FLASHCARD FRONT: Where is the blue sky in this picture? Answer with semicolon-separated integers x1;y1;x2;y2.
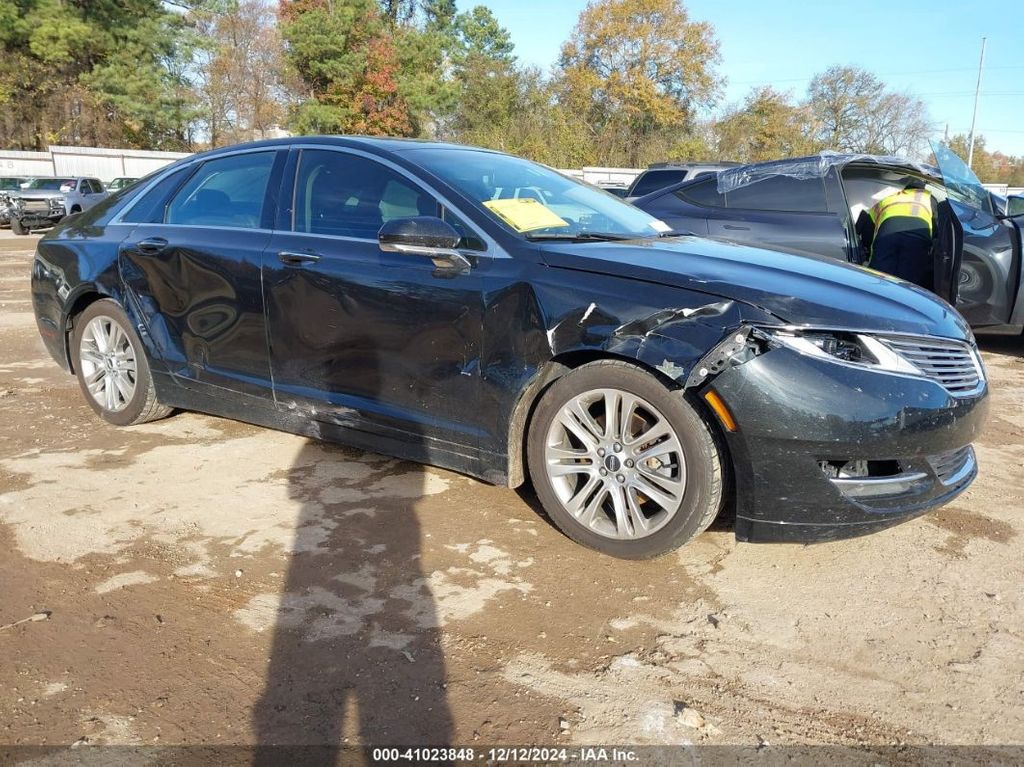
460;0;1024;156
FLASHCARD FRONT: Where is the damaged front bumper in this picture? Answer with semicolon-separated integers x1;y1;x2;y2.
701;338;988;543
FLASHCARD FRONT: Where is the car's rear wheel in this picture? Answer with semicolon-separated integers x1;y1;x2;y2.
72;299;172;426
527;360;723;559
11;217;28;235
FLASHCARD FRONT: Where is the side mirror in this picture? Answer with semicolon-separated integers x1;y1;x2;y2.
378;216;471;274
1008;196;1024;217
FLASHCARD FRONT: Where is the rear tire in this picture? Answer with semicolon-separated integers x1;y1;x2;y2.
72;299;172;426
11;217;28;235
526;360;723;559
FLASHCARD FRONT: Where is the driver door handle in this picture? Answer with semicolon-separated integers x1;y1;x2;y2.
136;237;168;255
278;251;321;266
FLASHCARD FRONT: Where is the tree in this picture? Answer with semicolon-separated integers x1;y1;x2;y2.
279;0;413;136
555;0;721;166
944;133;1024;185
453;5;514;63
807;65;931;157
0;0;193;150
190;0;287;148
714;87;821;163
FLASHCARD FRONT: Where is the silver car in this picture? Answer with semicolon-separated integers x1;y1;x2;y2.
9;177;108;235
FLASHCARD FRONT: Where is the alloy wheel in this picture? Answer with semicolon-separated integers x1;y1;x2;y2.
544;388;687;540
79;315;138;413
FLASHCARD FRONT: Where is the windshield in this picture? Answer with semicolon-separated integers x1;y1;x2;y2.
930;140;992;215
24;178;75;192
409;148;670;240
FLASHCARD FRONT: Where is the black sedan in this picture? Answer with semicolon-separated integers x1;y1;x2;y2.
633;146;1024;335
31;138;988;558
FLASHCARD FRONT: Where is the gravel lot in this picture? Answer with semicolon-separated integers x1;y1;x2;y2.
1;230;1022;755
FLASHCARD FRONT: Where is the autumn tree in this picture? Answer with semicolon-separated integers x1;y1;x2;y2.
807;65;932;157
0;0;193;150
190;0;287;148
555;0;721;166
945;133;1024;185
279;0;413;136
714;87;822;162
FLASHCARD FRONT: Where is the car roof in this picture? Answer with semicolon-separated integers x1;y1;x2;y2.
191;135;506;163
720;153;941;182
645;161;740;169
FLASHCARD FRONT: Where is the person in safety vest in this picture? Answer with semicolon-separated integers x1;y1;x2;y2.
859;178;936;290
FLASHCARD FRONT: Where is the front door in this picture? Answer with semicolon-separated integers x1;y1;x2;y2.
261;147;484;455
119;149;284;398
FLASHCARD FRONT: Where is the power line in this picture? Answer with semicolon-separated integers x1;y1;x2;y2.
728;64;1024;87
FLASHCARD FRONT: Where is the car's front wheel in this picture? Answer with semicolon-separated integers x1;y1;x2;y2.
72;299;172;426
527;360;724;559
11;217;28;235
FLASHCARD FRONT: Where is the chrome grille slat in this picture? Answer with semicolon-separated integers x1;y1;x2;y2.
928;446;974;485
878;335;983;395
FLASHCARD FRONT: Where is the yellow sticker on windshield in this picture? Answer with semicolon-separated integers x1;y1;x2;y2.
483;198;568;232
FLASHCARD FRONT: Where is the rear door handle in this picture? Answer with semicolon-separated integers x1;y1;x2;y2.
722;224;750;231
136;237;168;255
278;251;321;266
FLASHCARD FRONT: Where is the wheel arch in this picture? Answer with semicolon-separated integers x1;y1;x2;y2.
504;349;684;488
62;287;110;373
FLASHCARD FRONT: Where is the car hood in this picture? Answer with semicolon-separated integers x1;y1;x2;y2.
539;236;971;340
12;190;64;200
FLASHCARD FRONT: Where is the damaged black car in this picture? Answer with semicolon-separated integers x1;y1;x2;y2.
31;138;988;558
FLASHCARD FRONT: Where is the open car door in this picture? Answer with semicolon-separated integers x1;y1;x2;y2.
932;198;963;305
931;140;1021;328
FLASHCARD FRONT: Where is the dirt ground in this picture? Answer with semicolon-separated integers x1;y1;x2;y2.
1;230;1022;758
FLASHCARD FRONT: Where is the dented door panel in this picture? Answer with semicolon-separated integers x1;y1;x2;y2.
119;224;274;398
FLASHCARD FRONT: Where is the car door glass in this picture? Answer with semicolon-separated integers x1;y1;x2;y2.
632;170;688;196
166;151;275;229
121;167;194;224
294;149;437;239
727;176;827;212
674;178;727;208
441;207;486;251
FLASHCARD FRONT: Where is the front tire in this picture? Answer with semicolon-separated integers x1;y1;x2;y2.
527;360;723;559
11;217;28;235
72;299;172;426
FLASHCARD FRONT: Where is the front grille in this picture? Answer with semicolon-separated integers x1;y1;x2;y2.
878;335;983;395
21;200;50;213
928;446;974;485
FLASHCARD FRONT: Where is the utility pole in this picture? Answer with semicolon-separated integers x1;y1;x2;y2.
967;37;987;169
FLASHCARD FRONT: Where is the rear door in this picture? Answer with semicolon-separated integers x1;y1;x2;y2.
119;149;286;398
931;141;1020;325
639;175;849;260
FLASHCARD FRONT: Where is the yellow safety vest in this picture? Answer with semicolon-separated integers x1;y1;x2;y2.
869;189;933;235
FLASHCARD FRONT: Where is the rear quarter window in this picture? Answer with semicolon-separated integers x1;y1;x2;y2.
631;170;689;196
674;178;727;208
726;176;828;212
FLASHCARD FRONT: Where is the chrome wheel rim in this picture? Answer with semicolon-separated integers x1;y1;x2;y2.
79;316;138;413
544;388;687;540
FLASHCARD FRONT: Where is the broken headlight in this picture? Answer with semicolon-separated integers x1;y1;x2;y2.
757;328;921;376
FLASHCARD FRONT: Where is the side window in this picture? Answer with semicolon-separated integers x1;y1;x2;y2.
726;176;828;212
441;206;486;252
166;151;275;228
294;149;436;239
631;170;688;197
674;177;727;208
121;166;194;224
